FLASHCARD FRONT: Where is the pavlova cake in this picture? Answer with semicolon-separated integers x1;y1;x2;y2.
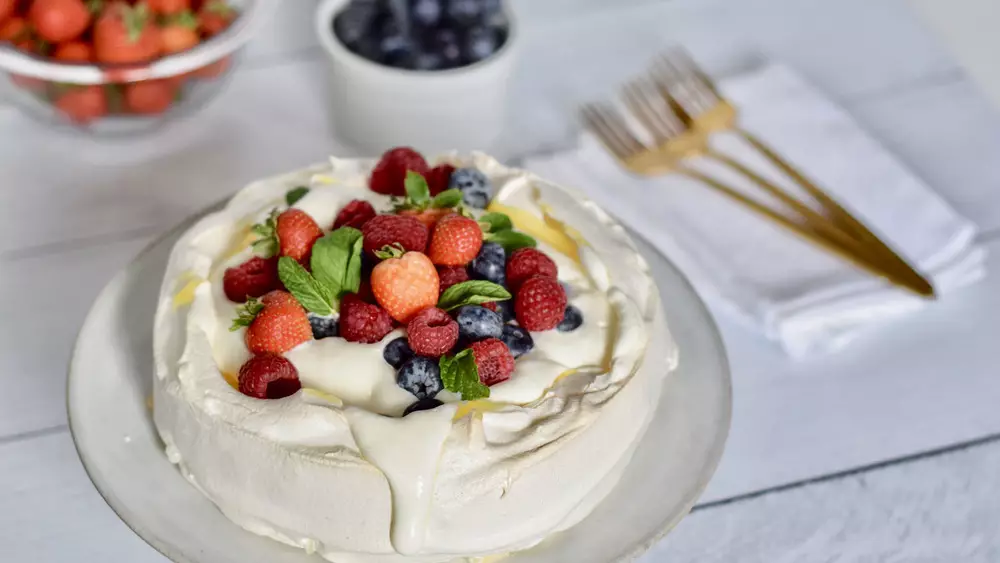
152;148;678;563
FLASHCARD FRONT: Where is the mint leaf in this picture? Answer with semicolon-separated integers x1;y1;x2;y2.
404;171;431;206
251;209;280;258
430;189;463;209
478;211;513;233
438;280;511;311
278;257;334;316
485;230;537;253
285;186;310;206
230;297;264;331
311;227;364;302
440;349;489;401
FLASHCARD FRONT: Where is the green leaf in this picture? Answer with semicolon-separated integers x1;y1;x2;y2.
485;230;537;253
478;211;513;233
230;297;264;331
311;227;364;302
250;209;279;258
438;280;511;311
277;257;334;316
285;186;310;207
404;171;431;206
440;349;490;401
430;189;463;209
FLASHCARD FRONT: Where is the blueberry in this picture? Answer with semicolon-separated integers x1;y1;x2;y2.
308;313;340;340
403;397;443;416
410;0;442;27
397;357;443;399
383;336;415;369
463;26;497;63
456;305;503;342
376;17;414;61
495;299;514;323
333;2;377;46
501;324;533;358
427;27;462;68
449;168;493;208
413;49;444;71
469;242;506;285
557;305;584;332
446;0;481;25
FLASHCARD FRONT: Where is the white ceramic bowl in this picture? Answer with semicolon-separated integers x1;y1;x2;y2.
0;0;275;135
315;0;519;154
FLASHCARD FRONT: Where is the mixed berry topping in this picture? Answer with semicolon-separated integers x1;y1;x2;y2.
223;148;585;412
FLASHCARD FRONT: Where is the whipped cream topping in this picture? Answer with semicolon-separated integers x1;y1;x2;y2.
152;153;678;562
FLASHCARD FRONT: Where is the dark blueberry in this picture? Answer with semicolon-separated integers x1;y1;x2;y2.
403;397;444;416
446;0;481;25
349;36;382;64
469;242;506;285
463;26;497;64
383;336;415;369
413;49;444;71
495;299;515;323
410;0;442;27
501;324;534;358
456;305;503;342
449;168;493;208
333;2;378;46
308;313;340;340
397;357;443;399
426;27;462;68
557;305;584;332
376;17;414;62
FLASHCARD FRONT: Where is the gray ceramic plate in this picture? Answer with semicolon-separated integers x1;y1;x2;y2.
67;207;731;563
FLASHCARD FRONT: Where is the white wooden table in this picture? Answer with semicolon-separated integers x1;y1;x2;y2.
3;0;1000;560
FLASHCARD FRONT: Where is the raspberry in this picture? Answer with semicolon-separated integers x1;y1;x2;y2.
506;248;558;292
427;164;455;195
436;265;469;295
333;199;377;229
238;354;301;399
362;214;429;256
223;256;280;303
407;307;458;358
514;276;567;331
428;213;483;266
369;147;430;196
339;293;394;343
469;338;515;386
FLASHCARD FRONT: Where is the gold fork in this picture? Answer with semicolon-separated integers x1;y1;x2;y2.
655;48;935;298
580;100;930;295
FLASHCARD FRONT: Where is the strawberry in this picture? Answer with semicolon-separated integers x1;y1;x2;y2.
197;0;234;36
406;307;458;358
159;11;200;54
506;248;558;292
93;2;162;64
399;207;451;229
277;209;323;263
124;79;176;114
29;0;90;43
189;55;230;79
240;290;312;355
514;276;567;331
426;164;455;196
54;86;107;124
237;354;300;399
339;293;393;343
370;248;439;323
369;147;429;196
0;0;14;25
222;256;280;303
428;213;482;266
333;199;376;230
362;214;428;257
469;338;515;386
147;0;191;15
436;265;469;295
53;40;92;61
0;16;29;42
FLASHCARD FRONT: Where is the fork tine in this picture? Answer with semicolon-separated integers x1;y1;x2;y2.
669;47;722;100
654;53;707;118
580;104;643;160
622;81;679;143
661;48;720;112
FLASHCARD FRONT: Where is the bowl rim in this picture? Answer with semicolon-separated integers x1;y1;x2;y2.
0;0;277;84
314;0;520;81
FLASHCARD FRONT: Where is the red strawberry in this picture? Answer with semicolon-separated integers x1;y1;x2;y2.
371;249;439;323
362;214;428;257
339;293;393;343
53;40;92;62
428;214;482;266
407;307;458;358
436;265;469;295
426;164;455;196
29;0;91;43
506;248;558;292
514;276;567;331
237;354;301;399
54;86;107;124
277;209;323;264
333;199;377;229
399;207;451;229
197;0;235;36
469;338;515;386
244;291;312;355
93;2;162;64
223;256;280;303
369;147;430;196
124;79;176;115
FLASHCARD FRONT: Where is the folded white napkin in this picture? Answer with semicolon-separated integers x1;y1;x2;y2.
526;64;986;357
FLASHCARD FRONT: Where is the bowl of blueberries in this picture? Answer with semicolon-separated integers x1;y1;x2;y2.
316;0;518;153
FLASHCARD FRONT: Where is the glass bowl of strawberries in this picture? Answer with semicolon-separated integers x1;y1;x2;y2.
0;0;273;135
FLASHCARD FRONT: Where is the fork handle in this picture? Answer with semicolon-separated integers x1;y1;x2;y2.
735;127;935;297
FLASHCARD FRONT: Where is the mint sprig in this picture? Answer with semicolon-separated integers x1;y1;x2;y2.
430;189;462;209
477;211;537;252
404;172;431;206
440;349;489;400
278;257;335;316
438;280;511;311
285;186;310;206
478;212;513;233
394;171;464;214
273;227;365;316
251;209;280;258
230;297;264;331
